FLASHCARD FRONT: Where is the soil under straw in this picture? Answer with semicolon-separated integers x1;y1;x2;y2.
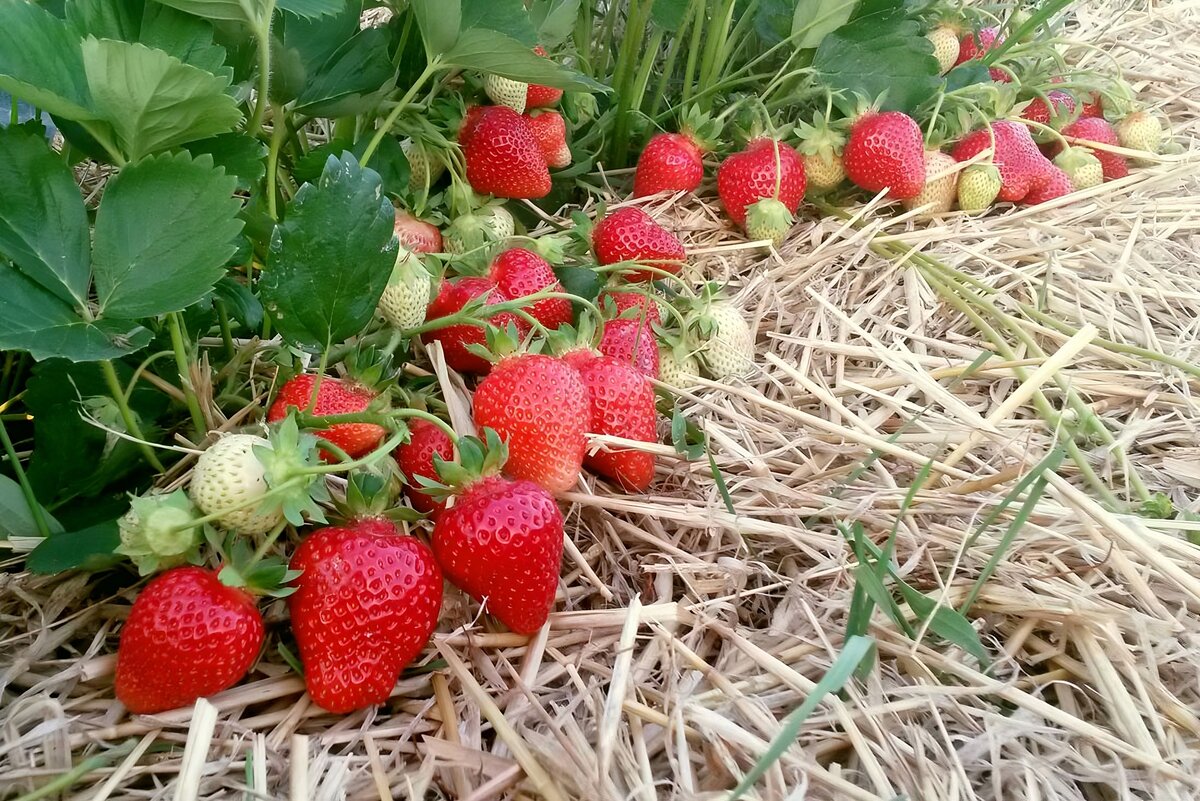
4;2;1200;799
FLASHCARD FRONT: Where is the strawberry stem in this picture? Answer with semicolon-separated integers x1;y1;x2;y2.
362;58;444;168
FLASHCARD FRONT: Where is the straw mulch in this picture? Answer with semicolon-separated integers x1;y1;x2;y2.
4;2;1200;799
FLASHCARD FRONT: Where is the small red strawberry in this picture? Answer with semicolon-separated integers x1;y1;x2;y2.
843;111;927;199
472;349;589;493
600;289;662;327
599;318;659;378
115;566;264;714
394;419;455;517
393;210;442;253
634;133;705;197
1059;117;1128;180
268;374;385;462
956;27;1002;64
460;106;551;199
1021;90;1077;126
525;47;564;109
1022;164;1073;205
289;518;443;713
592;207;687;282
430;433;563;634
422;277;528;374
951;120;1050;202
525;110;571;169
488;247;572;331
716;138;806;226
561;350;657;491
1080;94;1104;118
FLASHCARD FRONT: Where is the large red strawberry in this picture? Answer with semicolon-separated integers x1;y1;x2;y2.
561;350;657;491
592;207;687;282
1059;117;1128;180
473;352;589;493
634;132;705;197
951;120;1050;202
598;318;659;378
115;566;264;714
1022;164;1073;205
268;374;385;462
716;138;806;226
600;289;662;327
842;111;927;199
488;248;572;331
422;277;529;374
394;210;442;253
460;106;551;199
525;110;571;169
525;46;564;109
394;419;455;517
289;518;443;713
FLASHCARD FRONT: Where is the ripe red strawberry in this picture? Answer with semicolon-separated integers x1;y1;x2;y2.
1021;90;1077;126
525;46;564;109
394;419;455;516
1060;117;1128;180
716;138;806;226
599;318;660;378
473;353;589;493
525;110;571;169
394;211;442;253
460;106;551;199
488;247;572;331
843;111;926;199
600;289;662;327
434;473;563;633
956;27;1002;64
289;518;443;713
1080;94;1104;118
422;277;529;374
115;566;264;714
268;374;385;462
561;350;657;491
1022;164;1073;205
951;120;1050;202
592;207;687;282
634;132;705;197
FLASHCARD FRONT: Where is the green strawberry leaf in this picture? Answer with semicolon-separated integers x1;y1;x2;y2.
26;519;124;574
92;150;243;319
262;153;397;350
147;0;264;23
182;132;268;190
461;0;537;45
275;0;344;18
410;0;461;57
0;474;63;540
443;29;608;92
812;10;940;113
211;276;263;331
0;0;97;120
791;0;857;49
530;0;580;45
943;61;992;93
67;0;232;78
293;27;396;117
649;0;688;31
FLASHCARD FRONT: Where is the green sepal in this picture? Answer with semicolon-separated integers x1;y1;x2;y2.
420;428;507;502
115;489;204;576
255;414;329;528
219;539;301;599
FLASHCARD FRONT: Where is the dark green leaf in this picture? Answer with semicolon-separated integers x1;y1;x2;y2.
444;28;606;91
552;264;601;303
411;0;460;56
67;0;231;77
182;132;267;190
92;151;242;319
754;0;793;45
649;0;688;31
530;0;580;45
272;0;360;103
792;0;857;49
149;0;261;23
294;136;410;200
0;0;96;119
27;519;123;573
82;37;243;160
943;61;990;93
293;27;396;117
262;153;397;349
0;474;63;540
0;268;152;361
812;11;939;113
461;0;536;45
212;275;263;330
275;0;344;18
0;126;90;307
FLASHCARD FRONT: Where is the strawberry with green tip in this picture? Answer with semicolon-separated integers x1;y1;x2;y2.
288;517;443;713
1053;147;1104;190
592;207;687;282
744;198;794;246
843;110;927;199
427;431;564;633
956;163;1002;211
1058;116;1128;180
717;138;806;226
268;374;386;462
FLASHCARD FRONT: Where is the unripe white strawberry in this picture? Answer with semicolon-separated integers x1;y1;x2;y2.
700;303;754;380
903;150;958;214
116;490;202;576
1116;111;1163;166
402;139;446;192
802;152;846;191
927;27;960;74
484;73;528;114
189;434;282;534
744;197;793;246
1053;147;1104;190
657;344;699;388
956;164;1001;211
444;205;515;255
378;251;432;330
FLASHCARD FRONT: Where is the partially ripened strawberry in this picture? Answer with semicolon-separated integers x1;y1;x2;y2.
379;212;440;330
422;277;528;374
473;351;589;493
394;419;455;516
1022;164;1073;205
1060;117;1128;180
1054;146;1104;190
600;289;662;327
488;247;572;331
1079;94;1104;118
1021;90;1077;126
592;207;687;282
561;350;657;491
956;164;1002;211
951;120;1050;202
289;518;442;713
430;433;563;633
902;150;958;214
716;138;806;226
796;111;847;193
115;566;264;714
634;132;705;197
843;111;927;199
956;26;1002;64
525;47;564;109
927;26;960;74
268;374;385;462
525;110;571;169
460;106;551;199
599;318;660;378
393;210;442;253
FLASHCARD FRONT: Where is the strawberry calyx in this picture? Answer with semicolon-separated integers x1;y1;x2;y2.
333;469;426;524
464;320;540;365
744;198;794;246
340;346;399;396
418;428;508;502
217;538;301;600
116;489;205;576
794;111;847;163
678;106;721;153
256;414;333;526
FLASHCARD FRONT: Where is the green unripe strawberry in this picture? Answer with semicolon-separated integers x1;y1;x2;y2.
744;197;794;246
699;303;754;380
1053;147;1104;190
1115;111;1163;166
444;205;515;257
657;343;699;388
116;490;203;576
378;252;432;330
902;150;958;215
796;111;847;192
926;27;960;74
402;139;446;192
956;164;1002;212
483;74;528;114
802;153;845;191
